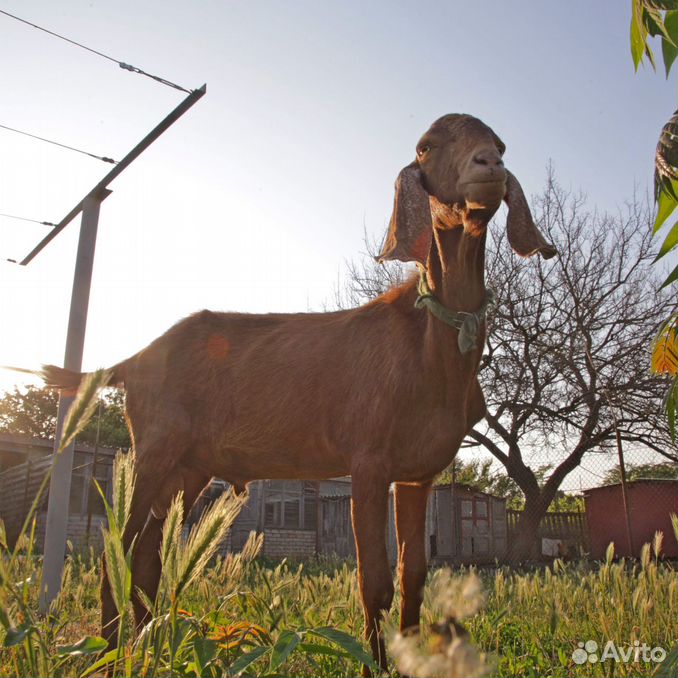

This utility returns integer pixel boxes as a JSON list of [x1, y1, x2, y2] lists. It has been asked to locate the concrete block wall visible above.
[[35, 513, 106, 553], [263, 528, 315, 558]]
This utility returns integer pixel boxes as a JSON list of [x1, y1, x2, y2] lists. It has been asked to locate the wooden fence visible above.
[[0, 455, 53, 544], [507, 509, 589, 557], [319, 495, 356, 559]]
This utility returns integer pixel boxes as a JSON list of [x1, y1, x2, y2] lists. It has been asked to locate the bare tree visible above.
[[474, 173, 677, 560], [331, 227, 410, 310]]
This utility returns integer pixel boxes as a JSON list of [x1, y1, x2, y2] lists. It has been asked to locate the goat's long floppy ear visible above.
[[377, 163, 433, 265], [504, 170, 557, 259]]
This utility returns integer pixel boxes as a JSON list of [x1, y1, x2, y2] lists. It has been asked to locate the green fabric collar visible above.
[[414, 271, 495, 354]]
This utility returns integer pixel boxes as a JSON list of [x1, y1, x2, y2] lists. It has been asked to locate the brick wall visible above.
[[35, 513, 106, 553], [263, 528, 315, 558]]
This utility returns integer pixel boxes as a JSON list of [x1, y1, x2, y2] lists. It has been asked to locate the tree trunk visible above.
[[507, 491, 546, 562]]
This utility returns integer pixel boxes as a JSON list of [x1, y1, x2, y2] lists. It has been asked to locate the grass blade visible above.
[[59, 369, 111, 452]]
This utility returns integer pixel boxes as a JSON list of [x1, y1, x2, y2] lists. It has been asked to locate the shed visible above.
[[427, 483, 507, 564], [188, 478, 352, 559], [0, 433, 117, 551], [317, 483, 508, 564], [584, 479, 678, 559]]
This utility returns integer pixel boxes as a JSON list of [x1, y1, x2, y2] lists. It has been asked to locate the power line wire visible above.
[[0, 123, 117, 164], [0, 9, 192, 94], [0, 212, 56, 228]]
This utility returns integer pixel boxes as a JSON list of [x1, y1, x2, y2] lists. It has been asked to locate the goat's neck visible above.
[[418, 215, 487, 413], [425, 221, 487, 315]]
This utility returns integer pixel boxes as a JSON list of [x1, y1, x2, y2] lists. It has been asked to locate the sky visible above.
[[1, 1, 676, 489]]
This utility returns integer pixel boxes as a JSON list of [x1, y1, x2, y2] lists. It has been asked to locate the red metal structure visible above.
[[584, 479, 678, 559]]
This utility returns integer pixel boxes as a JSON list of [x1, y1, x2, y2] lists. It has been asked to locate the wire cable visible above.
[[0, 123, 117, 164], [0, 9, 192, 94], [0, 212, 56, 228]]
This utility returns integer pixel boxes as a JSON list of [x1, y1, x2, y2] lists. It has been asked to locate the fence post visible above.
[[614, 424, 635, 556]]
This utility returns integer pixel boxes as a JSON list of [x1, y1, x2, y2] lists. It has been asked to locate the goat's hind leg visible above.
[[100, 406, 191, 645], [394, 481, 431, 631], [130, 468, 211, 629], [351, 470, 394, 677], [100, 464, 166, 645]]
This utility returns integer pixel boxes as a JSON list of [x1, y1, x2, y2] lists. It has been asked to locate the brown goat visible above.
[[42, 114, 555, 673]]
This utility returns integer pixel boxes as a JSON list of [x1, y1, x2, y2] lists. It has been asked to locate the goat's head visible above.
[[379, 114, 557, 265]]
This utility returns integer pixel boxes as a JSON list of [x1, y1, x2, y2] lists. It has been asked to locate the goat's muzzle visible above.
[[461, 176, 507, 214]]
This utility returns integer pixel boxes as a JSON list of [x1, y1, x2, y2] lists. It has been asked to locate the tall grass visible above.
[[0, 372, 676, 676], [0, 371, 376, 677], [1, 527, 676, 676]]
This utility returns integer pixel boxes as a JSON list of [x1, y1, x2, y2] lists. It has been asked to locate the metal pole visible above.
[[314, 480, 321, 555], [614, 422, 635, 557], [450, 460, 457, 557], [39, 190, 110, 611], [20, 84, 206, 266], [85, 398, 103, 550]]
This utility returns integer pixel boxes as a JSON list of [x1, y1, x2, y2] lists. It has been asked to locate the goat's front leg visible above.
[[394, 481, 431, 631], [351, 470, 394, 676]]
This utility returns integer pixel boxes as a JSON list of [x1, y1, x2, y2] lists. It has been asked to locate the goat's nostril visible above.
[[473, 150, 503, 168]]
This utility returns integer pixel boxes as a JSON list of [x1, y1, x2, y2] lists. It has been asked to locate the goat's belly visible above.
[[195, 442, 349, 484], [391, 419, 466, 482]]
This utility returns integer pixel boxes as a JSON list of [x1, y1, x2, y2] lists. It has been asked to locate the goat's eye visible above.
[[417, 145, 430, 157]]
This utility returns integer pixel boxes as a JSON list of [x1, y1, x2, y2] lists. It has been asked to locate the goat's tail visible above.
[[41, 363, 125, 392], [1, 363, 125, 392]]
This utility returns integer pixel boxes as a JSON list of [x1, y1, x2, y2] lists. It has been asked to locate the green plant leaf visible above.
[[228, 645, 270, 675], [80, 648, 123, 677], [269, 630, 302, 671], [654, 220, 678, 261], [653, 641, 678, 677], [643, 7, 667, 38], [663, 373, 678, 441], [631, 4, 648, 70], [192, 636, 218, 674], [663, 11, 678, 76], [654, 181, 678, 232], [298, 641, 352, 659], [57, 635, 108, 656], [308, 627, 378, 670], [0, 601, 10, 630], [646, 40, 658, 69], [659, 262, 678, 289]]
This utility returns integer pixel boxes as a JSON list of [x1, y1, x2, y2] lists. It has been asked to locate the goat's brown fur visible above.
[[42, 114, 555, 674]]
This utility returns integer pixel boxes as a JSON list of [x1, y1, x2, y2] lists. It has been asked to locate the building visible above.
[[189, 479, 509, 563], [584, 478, 678, 559], [0, 433, 117, 550], [188, 478, 353, 558], [0, 433, 510, 564]]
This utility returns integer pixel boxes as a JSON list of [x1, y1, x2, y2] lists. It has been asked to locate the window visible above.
[[68, 451, 112, 515], [264, 481, 317, 529]]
